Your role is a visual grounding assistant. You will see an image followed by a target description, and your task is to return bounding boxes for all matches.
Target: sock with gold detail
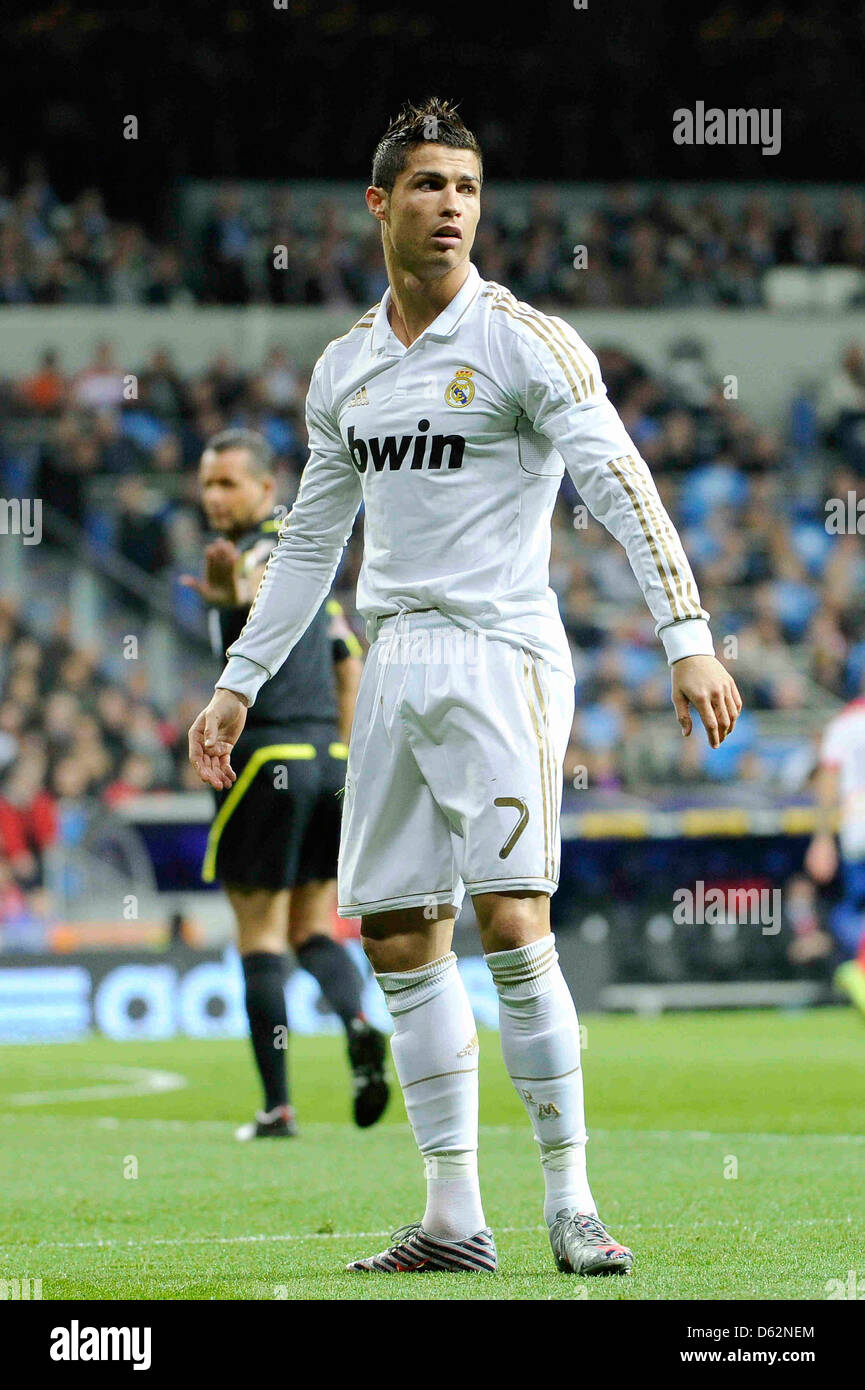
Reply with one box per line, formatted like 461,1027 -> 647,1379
485,934 -> 597,1225
376,952 -> 487,1241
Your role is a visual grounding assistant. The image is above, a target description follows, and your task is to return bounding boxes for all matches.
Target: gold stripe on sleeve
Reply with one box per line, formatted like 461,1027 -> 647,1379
618,454 -> 703,619
493,284 -> 598,396
607,455 -> 684,621
490,290 -> 592,403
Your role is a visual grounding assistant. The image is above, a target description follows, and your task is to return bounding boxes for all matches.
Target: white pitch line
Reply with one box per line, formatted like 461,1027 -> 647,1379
6,1067 -> 188,1107
1,1227 -> 529,1253
1,1114 -> 861,1144
0,1215 -> 854,1255
483,1125 -> 865,1144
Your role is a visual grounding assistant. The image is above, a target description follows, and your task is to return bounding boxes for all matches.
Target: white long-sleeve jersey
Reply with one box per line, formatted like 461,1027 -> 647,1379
218,263 -> 713,704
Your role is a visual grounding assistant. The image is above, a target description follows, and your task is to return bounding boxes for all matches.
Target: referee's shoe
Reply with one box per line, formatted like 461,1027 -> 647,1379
347,1018 -> 390,1127
235,1105 -> 298,1141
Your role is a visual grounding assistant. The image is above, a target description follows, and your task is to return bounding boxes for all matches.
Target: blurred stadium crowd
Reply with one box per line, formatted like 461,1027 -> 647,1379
3,166 -> 865,308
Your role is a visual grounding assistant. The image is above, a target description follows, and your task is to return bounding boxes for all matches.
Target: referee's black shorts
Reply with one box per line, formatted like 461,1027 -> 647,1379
202,721 -> 347,891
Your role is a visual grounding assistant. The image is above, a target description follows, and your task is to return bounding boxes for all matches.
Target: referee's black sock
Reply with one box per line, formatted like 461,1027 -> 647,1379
241,951 -> 290,1112
295,934 -> 364,1032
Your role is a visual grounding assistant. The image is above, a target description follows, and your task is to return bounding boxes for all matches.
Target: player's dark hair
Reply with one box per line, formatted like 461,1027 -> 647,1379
371,96 -> 483,193
205,428 -> 274,478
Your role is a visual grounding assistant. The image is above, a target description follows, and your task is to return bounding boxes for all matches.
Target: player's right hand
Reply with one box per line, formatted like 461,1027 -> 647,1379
188,689 -> 248,789
804,832 -> 838,885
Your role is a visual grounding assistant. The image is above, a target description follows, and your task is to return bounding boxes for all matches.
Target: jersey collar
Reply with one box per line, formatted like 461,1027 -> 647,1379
370,262 -> 483,355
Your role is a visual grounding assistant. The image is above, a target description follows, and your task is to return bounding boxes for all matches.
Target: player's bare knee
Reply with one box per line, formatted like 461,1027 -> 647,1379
473,890 -> 551,955
360,928 -> 418,974
361,905 -> 455,973
360,932 -> 393,973
361,920 -> 417,973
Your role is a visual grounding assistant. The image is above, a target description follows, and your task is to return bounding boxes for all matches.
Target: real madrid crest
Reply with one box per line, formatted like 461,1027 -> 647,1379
445,368 -> 475,408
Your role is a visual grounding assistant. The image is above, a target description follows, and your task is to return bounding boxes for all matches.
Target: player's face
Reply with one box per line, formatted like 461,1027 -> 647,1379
198,448 -> 272,535
374,144 -> 481,277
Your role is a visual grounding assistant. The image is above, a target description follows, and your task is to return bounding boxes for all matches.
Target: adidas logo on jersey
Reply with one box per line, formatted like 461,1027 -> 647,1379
347,421 -> 465,473
346,386 -> 369,408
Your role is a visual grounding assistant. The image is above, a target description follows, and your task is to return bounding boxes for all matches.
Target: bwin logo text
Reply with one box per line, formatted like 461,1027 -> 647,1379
347,421 -> 465,473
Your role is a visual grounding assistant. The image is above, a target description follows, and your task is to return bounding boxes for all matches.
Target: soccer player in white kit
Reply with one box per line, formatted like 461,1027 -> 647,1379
189,98 -> 742,1276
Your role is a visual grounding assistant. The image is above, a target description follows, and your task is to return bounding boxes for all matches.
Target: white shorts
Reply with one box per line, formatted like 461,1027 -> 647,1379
337,609 -> 575,917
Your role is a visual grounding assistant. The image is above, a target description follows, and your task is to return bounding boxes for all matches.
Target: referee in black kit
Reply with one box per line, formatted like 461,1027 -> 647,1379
183,428 -> 389,1137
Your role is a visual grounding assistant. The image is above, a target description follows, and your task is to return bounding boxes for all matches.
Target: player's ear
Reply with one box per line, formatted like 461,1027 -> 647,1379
366,185 -> 387,222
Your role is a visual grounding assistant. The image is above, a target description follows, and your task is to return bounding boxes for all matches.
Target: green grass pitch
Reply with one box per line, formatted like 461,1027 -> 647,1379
0,1009 -> 862,1300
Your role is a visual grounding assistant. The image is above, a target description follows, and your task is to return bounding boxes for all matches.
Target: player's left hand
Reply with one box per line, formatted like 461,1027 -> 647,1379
671,654 -> 742,749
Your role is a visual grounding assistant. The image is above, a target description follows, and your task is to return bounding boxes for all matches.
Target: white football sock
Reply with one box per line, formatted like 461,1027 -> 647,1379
376,952 -> 486,1241
485,934 -> 597,1225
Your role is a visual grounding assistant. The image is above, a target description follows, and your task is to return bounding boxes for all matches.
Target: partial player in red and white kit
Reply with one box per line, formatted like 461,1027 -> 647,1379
806,692 -> 865,1013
